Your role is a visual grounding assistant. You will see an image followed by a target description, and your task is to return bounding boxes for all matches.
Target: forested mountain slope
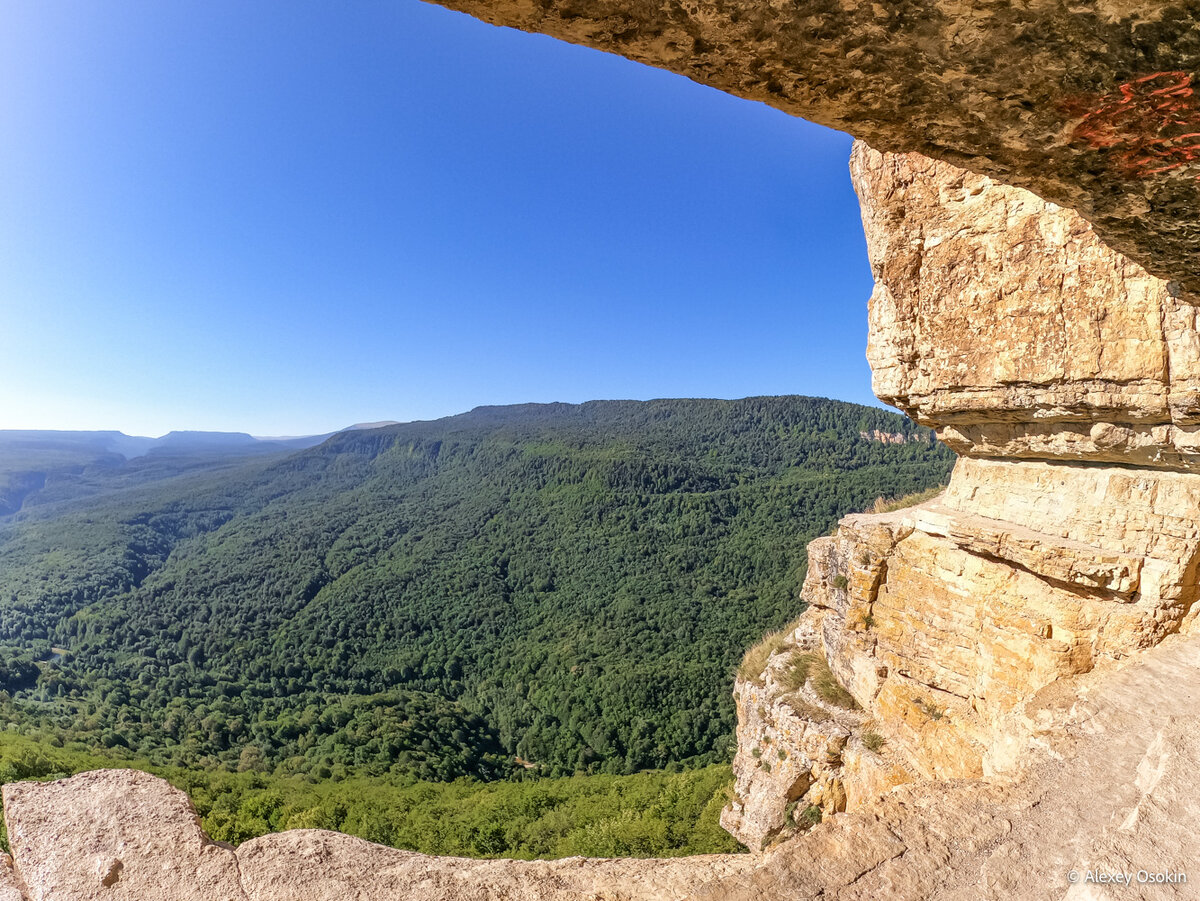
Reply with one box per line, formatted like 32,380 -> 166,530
0,397 -> 953,780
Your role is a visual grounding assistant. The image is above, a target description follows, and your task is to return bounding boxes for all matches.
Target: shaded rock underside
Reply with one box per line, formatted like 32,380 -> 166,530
426,0 -> 1200,295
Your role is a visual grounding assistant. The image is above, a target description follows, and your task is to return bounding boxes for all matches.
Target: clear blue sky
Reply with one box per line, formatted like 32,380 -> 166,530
0,0 -> 876,438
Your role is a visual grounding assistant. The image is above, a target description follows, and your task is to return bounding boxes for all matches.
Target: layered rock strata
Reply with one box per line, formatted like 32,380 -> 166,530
700,630 -> 1200,900
428,0 -> 1200,294
855,143 -> 1200,469
721,144 -> 1200,851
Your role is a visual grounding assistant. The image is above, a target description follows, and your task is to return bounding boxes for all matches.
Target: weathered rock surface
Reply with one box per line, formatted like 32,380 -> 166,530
239,829 -> 751,901
427,0 -> 1200,294
723,140 -> 1200,860
697,630 -> 1200,901
2,770 -> 246,901
0,858 -> 26,901
9,18 -> 1200,892
719,618 -> 868,851
783,457 -> 1200,778
855,142 -> 1200,468
0,771 -> 753,901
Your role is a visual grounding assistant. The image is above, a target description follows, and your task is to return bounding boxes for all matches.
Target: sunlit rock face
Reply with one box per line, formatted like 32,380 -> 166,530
429,0 -> 1200,295
721,143 -> 1200,850
855,143 -> 1200,469
701,632 -> 1200,901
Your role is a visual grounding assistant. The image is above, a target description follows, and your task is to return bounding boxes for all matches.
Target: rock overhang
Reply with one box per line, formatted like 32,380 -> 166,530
425,0 -> 1200,294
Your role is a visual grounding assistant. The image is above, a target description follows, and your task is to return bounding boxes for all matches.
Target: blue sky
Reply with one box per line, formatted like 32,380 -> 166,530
0,1 -> 875,437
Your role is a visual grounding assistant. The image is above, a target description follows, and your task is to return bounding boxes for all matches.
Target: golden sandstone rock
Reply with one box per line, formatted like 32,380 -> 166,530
854,143 -> 1200,469
720,144 -> 1200,856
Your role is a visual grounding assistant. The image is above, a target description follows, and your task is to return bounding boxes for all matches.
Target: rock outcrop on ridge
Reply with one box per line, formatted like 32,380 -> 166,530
427,0 -> 1200,296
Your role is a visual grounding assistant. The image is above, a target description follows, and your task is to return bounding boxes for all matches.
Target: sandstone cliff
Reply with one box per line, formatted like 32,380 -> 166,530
856,144 -> 1200,469
720,144 -> 1200,866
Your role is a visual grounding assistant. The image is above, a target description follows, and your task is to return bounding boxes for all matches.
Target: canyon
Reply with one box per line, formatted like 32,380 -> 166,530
4,3 -> 1200,899
5,140 -> 1197,900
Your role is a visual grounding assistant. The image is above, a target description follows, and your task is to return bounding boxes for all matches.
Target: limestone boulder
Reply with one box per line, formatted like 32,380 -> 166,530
0,770 -> 753,901
238,829 -> 751,901
2,769 -> 246,901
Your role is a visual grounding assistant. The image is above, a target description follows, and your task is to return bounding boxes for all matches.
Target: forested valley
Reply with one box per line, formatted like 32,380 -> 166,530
0,397 -> 954,854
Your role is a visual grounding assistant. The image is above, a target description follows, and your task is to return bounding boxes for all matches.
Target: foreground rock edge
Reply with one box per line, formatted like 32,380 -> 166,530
0,769 -> 753,901
5,629 -> 1199,900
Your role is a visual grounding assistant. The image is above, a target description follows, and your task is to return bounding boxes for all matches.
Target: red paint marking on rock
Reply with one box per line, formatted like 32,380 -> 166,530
1064,72 -> 1200,181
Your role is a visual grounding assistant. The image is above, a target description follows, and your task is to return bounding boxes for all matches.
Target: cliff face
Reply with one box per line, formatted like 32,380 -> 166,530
720,143 -> 1200,852
700,629 -> 1200,900
857,144 -> 1200,469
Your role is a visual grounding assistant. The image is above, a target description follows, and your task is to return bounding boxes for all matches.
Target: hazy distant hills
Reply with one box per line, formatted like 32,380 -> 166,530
0,397 -> 955,780
0,426 -> 370,516
0,427 -> 331,458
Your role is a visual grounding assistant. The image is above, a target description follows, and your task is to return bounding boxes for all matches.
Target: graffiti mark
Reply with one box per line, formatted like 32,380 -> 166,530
1064,72 -> 1200,181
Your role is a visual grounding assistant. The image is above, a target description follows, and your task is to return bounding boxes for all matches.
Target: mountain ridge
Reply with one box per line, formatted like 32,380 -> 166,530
0,395 -> 953,783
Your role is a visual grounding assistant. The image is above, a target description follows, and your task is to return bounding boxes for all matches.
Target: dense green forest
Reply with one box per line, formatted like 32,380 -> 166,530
0,730 -> 738,857
0,398 -> 952,800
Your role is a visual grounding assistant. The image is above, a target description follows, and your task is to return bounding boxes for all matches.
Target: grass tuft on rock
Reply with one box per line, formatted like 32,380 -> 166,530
738,629 -> 791,685
862,731 -> 886,753
870,484 -> 946,514
786,651 -> 859,710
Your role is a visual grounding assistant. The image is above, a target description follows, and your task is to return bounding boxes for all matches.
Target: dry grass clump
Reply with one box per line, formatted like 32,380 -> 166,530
783,696 -> 832,723
870,484 -> 946,514
787,651 -> 859,710
861,730 -> 886,753
738,628 -> 791,685
813,662 -> 859,710
780,652 -> 816,691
